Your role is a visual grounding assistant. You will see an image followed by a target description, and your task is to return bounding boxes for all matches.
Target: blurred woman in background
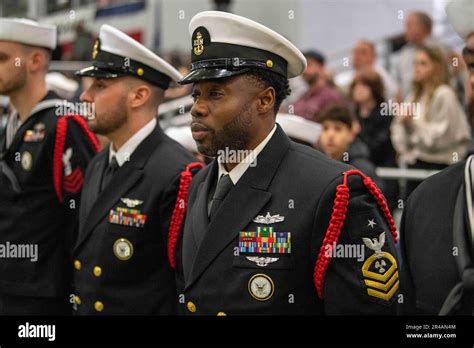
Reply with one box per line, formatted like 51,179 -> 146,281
391,46 -> 471,197
350,69 -> 398,209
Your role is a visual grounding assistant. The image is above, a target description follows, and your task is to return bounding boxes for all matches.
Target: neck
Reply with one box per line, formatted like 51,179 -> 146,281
109,113 -> 154,151
359,99 -> 376,116
222,122 -> 274,172
311,77 -> 326,93
421,80 -> 434,93
330,150 -> 344,162
9,79 -> 48,122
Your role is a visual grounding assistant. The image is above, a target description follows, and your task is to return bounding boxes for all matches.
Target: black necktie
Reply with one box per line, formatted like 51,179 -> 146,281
208,174 -> 234,220
100,156 -> 119,192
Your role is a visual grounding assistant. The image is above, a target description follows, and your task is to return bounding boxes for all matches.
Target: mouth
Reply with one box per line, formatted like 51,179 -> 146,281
191,122 -> 211,141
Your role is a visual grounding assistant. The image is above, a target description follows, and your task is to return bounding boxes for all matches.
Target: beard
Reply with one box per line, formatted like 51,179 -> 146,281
197,102 -> 253,158
87,98 -> 128,136
0,67 -> 27,95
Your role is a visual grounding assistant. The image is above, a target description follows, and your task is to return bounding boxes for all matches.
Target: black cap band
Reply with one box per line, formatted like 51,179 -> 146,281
191,42 -> 287,78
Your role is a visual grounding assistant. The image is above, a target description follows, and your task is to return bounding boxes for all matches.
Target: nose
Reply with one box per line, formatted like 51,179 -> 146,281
190,98 -> 208,119
80,86 -> 93,103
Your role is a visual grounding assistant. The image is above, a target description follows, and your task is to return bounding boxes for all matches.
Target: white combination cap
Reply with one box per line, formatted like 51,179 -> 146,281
277,113 -> 321,146
445,0 -> 474,40
76,24 -> 182,89
180,11 -> 306,84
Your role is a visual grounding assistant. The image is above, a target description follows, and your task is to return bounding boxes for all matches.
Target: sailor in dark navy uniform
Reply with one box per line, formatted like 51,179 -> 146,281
399,0 -> 474,315
73,25 -> 202,315
0,18 -> 98,315
176,11 -> 400,315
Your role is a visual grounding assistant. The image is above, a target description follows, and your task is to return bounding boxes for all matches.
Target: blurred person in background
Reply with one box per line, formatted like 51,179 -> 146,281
350,69 -> 398,208
391,45 -> 471,197
395,11 -> 448,101
164,52 -> 193,101
335,40 -> 398,101
71,21 -> 94,61
289,50 -> 345,122
399,0 -> 474,315
319,105 -> 381,187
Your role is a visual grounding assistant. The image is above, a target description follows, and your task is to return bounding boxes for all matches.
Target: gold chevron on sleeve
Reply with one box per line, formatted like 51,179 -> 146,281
367,280 -> 399,301
361,252 -> 399,301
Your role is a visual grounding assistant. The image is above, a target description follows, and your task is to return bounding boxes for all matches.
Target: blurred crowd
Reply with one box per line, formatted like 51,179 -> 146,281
1,10 -> 473,207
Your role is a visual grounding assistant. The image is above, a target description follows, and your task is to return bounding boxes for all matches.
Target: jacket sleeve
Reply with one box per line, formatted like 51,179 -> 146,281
398,195 -> 418,315
54,118 -> 98,257
312,171 -> 400,315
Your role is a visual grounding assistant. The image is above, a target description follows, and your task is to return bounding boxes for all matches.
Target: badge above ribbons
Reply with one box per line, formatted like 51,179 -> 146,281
361,232 -> 399,301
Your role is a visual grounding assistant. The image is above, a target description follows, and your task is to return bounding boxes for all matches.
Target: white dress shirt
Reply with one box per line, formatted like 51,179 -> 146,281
109,118 -> 157,166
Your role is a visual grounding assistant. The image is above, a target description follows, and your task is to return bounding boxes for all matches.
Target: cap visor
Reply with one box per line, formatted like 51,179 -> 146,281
74,66 -> 124,79
178,68 -> 249,85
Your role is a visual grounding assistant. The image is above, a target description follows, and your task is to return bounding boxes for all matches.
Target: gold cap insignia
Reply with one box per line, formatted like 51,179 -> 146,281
193,31 -> 204,56
92,39 -> 100,60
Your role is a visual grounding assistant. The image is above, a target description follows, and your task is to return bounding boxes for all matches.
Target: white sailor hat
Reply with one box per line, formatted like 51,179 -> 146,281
165,126 -> 198,153
76,24 -> 182,90
277,113 -> 321,146
179,11 -> 307,84
0,18 -> 56,50
445,0 -> 474,40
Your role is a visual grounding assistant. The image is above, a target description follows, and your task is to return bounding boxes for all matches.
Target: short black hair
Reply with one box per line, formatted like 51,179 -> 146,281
303,50 -> 326,65
319,104 -> 354,129
244,68 -> 291,114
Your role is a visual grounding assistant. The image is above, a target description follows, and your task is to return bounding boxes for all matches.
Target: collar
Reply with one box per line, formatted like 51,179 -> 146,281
217,124 -> 277,184
109,118 -> 157,166
5,91 -> 63,149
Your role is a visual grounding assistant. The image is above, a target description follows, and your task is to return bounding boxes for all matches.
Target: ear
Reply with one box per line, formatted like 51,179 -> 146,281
27,50 -> 46,74
256,86 -> 275,114
129,84 -> 152,109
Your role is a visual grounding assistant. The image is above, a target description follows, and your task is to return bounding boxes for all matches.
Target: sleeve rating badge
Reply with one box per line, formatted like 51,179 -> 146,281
361,232 -> 399,302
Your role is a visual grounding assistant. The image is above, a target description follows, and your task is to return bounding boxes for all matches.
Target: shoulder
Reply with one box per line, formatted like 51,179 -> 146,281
433,84 -> 457,101
284,141 -> 352,187
408,160 -> 465,207
147,132 -> 197,176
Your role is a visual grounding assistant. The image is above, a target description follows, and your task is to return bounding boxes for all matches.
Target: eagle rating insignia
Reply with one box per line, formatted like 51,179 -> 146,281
361,232 -> 399,301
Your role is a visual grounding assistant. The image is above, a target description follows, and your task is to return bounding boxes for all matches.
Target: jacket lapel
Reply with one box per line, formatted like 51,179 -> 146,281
182,162 -> 216,282
74,124 -> 165,252
78,153 -> 106,234
185,124 -> 291,289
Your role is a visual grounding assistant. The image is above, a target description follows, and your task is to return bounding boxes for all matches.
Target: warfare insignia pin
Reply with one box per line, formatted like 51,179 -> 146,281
361,232 -> 399,301
252,212 -> 285,224
121,198 -> 144,208
21,151 -> 33,171
248,274 -> 274,301
246,256 -> 279,267
113,238 -> 134,261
